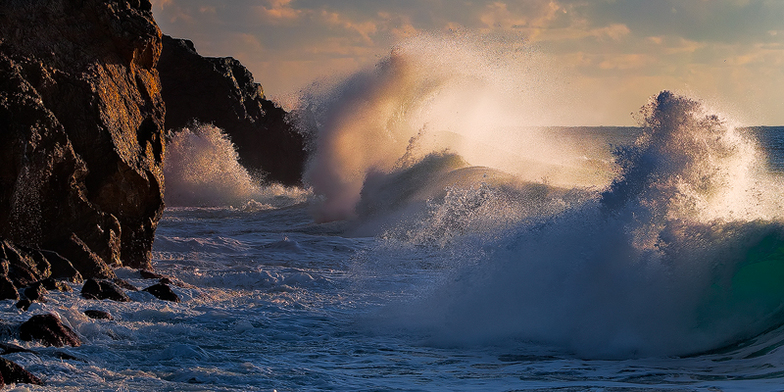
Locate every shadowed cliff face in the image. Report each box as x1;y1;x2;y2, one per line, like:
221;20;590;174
0;0;165;274
158;35;307;186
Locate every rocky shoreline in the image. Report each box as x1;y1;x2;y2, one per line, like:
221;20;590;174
1;0;309;387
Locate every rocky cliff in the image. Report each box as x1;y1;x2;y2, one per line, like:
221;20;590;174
158;35;307;186
0;0;166;275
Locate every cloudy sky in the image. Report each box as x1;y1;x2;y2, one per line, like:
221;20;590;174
150;0;784;125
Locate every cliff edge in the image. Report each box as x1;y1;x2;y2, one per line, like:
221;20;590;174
0;0;166;275
158;35;307;186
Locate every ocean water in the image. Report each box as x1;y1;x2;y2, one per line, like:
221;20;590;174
7;36;784;391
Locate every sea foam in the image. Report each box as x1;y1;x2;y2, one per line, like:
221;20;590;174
364;91;784;358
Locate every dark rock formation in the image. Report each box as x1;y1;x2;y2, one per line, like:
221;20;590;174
81;278;130;302
14;299;31;311
0;357;43;386
39;277;73;292
143;282;180;302
158;35;307;185
0;240;81;300
19;313;81;347
0;277;17;302
112;277;138;291
1;240;52;289
0;0;166;273
140;269;166;279
84;309;114;320
0;240;82;301
41;251;83;283
22;284;46;302
0;342;32;355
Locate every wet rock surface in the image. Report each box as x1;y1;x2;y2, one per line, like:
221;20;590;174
84;309;114;320
19;313;82;348
143;282;180;302
0;0;166;273
81;278;131;302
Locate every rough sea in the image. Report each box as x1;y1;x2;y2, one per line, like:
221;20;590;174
6;36;784;392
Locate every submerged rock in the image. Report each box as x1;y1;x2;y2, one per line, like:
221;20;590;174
0;342;32;355
19;313;81;348
112;278;139;291
81;278;130;302
139;269;166;280
84;309;114;320
0;0;166;273
143;282;180;302
158;35;307;185
0;357;43;386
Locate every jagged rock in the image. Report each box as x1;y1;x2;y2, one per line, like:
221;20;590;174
84;309;114;320
143;282;180;302
19;313;81;348
0;0;166;273
81;278;130;302
0;357;43;386
159;35;307;186
0;240;50;288
40;250;83;283
0;241;81;301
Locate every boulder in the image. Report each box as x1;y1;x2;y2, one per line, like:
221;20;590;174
19;313;81;347
0;0;166;273
81;278;130;302
158;35;307;185
143;282;180;302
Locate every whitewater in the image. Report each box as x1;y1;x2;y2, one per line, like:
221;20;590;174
5;35;784;391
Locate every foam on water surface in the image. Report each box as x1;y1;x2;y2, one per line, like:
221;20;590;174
7;35;784;391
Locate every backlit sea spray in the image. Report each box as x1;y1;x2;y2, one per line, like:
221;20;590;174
6;34;784;391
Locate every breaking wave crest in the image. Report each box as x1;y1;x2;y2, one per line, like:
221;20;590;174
163;123;309;209
353;91;784;358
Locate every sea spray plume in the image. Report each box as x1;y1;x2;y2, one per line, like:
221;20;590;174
298;33;576;222
163;123;309;208
601;91;773;227
378;91;784;358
